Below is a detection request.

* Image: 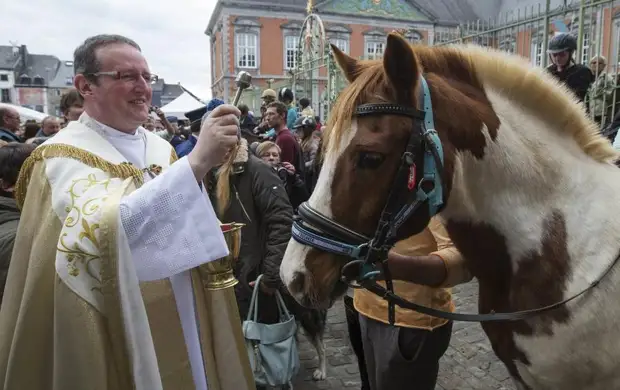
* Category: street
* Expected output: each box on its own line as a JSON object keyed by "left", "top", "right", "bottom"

{"left": 292, "top": 280, "right": 516, "bottom": 390}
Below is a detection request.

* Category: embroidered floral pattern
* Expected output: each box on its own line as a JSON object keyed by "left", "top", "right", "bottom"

{"left": 57, "top": 173, "right": 114, "bottom": 294}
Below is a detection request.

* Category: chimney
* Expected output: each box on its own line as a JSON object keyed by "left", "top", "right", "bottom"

{"left": 19, "top": 45, "right": 29, "bottom": 67}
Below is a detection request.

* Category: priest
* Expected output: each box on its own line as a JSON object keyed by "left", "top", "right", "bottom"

{"left": 0, "top": 34, "right": 254, "bottom": 390}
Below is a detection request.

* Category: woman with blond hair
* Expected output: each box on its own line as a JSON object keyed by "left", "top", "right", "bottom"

{"left": 205, "top": 136, "right": 293, "bottom": 329}
{"left": 256, "top": 141, "right": 309, "bottom": 209}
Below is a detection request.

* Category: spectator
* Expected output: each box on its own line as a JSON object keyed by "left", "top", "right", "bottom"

{"left": 256, "top": 141, "right": 308, "bottom": 209}
{"left": 205, "top": 137, "right": 293, "bottom": 340}
{"left": 299, "top": 97, "right": 314, "bottom": 117}
{"left": 238, "top": 103, "right": 255, "bottom": 132}
{"left": 0, "top": 107, "right": 22, "bottom": 143}
{"left": 546, "top": 33, "right": 594, "bottom": 103}
{"left": 292, "top": 115, "right": 319, "bottom": 192}
{"left": 59, "top": 88, "right": 84, "bottom": 125}
{"left": 265, "top": 101, "right": 305, "bottom": 180}
{"left": 175, "top": 98, "right": 225, "bottom": 158}
{"left": 587, "top": 55, "right": 616, "bottom": 127}
{"left": 0, "top": 143, "right": 36, "bottom": 305}
{"left": 36, "top": 116, "right": 61, "bottom": 137}
{"left": 278, "top": 87, "right": 298, "bottom": 130}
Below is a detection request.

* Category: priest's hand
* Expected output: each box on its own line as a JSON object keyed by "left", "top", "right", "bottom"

{"left": 249, "top": 279, "right": 277, "bottom": 296}
{"left": 188, "top": 104, "right": 241, "bottom": 181}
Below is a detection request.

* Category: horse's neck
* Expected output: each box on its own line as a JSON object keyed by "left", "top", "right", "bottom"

{"left": 441, "top": 94, "right": 620, "bottom": 295}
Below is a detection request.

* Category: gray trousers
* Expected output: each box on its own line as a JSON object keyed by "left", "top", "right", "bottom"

{"left": 359, "top": 314, "right": 452, "bottom": 390}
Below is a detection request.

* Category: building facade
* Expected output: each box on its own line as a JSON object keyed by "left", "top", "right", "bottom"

{"left": 207, "top": 0, "right": 620, "bottom": 119}
{"left": 205, "top": 0, "right": 487, "bottom": 117}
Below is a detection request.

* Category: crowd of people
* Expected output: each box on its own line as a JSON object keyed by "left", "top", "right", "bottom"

{"left": 1, "top": 30, "right": 620, "bottom": 390}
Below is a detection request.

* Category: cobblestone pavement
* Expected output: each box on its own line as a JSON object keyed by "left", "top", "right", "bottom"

{"left": 291, "top": 280, "right": 516, "bottom": 390}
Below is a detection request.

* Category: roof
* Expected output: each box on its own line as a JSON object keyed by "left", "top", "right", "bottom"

{"left": 162, "top": 83, "right": 183, "bottom": 98}
{"left": 0, "top": 46, "right": 20, "bottom": 70}
{"left": 48, "top": 60, "right": 75, "bottom": 88}
{"left": 15, "top": 54, "right": 61, "bottom": 86}
{"left": 412, "top": 0, "right": 484, "bottom": 24}
{"left": 206, "top": 0, "right": 495, "bottom": 34}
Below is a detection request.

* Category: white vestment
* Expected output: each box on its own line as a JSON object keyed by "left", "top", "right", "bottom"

{"left": 75, "top": 113, "right": 228, "bottom": 390}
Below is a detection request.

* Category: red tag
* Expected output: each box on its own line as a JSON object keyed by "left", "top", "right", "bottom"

{"left": 407, "top": 164, "right": 416, "bottom": 190}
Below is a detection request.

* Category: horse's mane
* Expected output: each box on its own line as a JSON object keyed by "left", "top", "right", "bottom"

{"left": 325, "top": 44, "right": 619, "bottom": 163}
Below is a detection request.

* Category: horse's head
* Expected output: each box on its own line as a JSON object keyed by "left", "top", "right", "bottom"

{"left": 280, "top": 33, "right": 493, "bottom": 307}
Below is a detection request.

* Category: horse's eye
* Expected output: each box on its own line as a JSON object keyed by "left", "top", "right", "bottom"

{"left": 357, "top": 152, "right": 385, "bottom": 169}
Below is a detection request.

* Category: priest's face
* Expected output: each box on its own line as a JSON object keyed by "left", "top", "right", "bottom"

{"left": 88, "top": 43, "right": 153, "bottom": 133}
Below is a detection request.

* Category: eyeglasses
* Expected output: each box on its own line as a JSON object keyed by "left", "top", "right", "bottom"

{"left": 91, "top": 71, "right": 158, "bottom": 83}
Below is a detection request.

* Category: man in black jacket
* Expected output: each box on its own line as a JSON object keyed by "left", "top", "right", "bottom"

{"left": 206, "top": 138, "right": 293, "bottom": 324}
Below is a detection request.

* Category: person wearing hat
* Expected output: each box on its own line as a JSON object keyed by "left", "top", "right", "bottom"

{"left": 546, "top": 33, "right": 594, "bottom": 103}
{"left": 261, "top": 88, "right": 277, "bottom": 106}
{"left": 176, "top": 98, "right": 226, "bottom": 158}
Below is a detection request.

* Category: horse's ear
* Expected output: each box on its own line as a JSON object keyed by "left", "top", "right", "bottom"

{"left": 383, "top": 33, "right": 419, "bottom": 103}
{"left": 331, "top": 44, "right": 359, "bottom": 83}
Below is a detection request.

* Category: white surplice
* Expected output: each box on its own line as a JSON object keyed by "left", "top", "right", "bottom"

{"left": 80, "top": 113, "right": 228, "bottom": 390}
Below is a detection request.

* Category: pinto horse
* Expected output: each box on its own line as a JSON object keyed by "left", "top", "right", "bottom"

{"left": 280, "top": 32, "right": 620, "bottom": 390}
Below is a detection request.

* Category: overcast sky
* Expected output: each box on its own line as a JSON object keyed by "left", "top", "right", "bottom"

{"left": 0, "top": 0, "right": 218, "bottom": 100}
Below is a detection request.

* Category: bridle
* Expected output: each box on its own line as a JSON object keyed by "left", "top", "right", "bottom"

{"left": 292, "top": 75, "right": 620, "bottom": 324}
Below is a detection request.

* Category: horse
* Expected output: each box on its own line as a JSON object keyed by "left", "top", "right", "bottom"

{"left": 279, "top": 32, "right": 620, "bottom": 390}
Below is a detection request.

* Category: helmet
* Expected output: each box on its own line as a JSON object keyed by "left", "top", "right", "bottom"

{"left": 547, "top": 33, "right": 577, "bottom": 54}
{"left": 293, "top": 115, "right": 316, "bottom": 129}
{"left": 278, "top": 87, "right": 294, "bottom": 103}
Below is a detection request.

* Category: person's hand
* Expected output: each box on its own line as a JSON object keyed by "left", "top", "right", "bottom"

{"left": 281, "top": 161, "right": 295, "bottom": 175}
{"left": 154, "top": 107, "right": 165, "bottom": 118}
{"left": 188, "top": 104, "right": 240, "bottom": 180}
{"left": 249, "top": 279, "right": 277, "bottom": 295}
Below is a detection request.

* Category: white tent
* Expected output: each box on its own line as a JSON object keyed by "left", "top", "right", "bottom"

{"left": 160, "top": 92, "right": 204, "bottom": 119}
{"left": 0, "top": 103, "right": 50, "bottom": 123}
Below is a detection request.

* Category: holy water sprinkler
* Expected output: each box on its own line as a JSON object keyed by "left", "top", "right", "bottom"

{"left": 232, "top": 71, "right": 252, "bottom": 106}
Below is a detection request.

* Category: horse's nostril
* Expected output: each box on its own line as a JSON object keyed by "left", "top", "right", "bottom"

{"left": 290, "top": 271, "right": 305, "bottom": 294}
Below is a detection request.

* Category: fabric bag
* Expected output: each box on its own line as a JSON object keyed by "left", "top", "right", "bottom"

{"left": 242, "top": 274, "right": 300, "bottom": 387}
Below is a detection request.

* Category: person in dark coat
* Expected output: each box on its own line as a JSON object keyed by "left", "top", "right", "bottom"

{"left": 205, "top": 137, "right": 293, "bottom": 324}
{"left": 0, "top": 143, "right": 35, "bottom": 305}
{"left": 546, "top": 33, "right": 594, "bottom": 103}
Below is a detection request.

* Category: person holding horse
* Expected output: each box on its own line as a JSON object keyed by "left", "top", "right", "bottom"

{"left": 348, "top": 217, "right": 471, "bottom": 390}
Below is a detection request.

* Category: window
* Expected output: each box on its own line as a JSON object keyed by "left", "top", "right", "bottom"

{"left": 1, "top": 89, "right": 10, "bottom": 103}
{"left": 65, "top": 76, "right": 73, "bottom": 85}
{"left": 284, "top": 35, "right": 299, "bottom": 70}
{"left": 365, "top": 40, "right": 385, "bottom": 60}
{"left": 235, "top": 33, "right": 257, "bottom": 69}
{"left": 405, "top": 32, "right": 423, "bottom": 45}
{"left": 330, "top": 38, "right": 349, "bottom": 54}
{"left": 581, "top": 30, "right": 590, "bottom": 64}
{"left": 531, "top": 41, "right": 543, "bottom": 67}
{"left": 0, "top": 74, "right": 7, "bottom": 82}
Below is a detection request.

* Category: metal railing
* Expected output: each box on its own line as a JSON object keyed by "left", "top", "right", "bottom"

{"left": 432, "top": 0, "right": 620, "bottom": 129}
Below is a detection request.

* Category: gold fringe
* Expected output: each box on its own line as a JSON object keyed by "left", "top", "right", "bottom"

{"left": 15, "top": 144, "right": 144, "bottom": 210}
{"left": 170, "top": 148, "right": 179, "bottom": 164}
